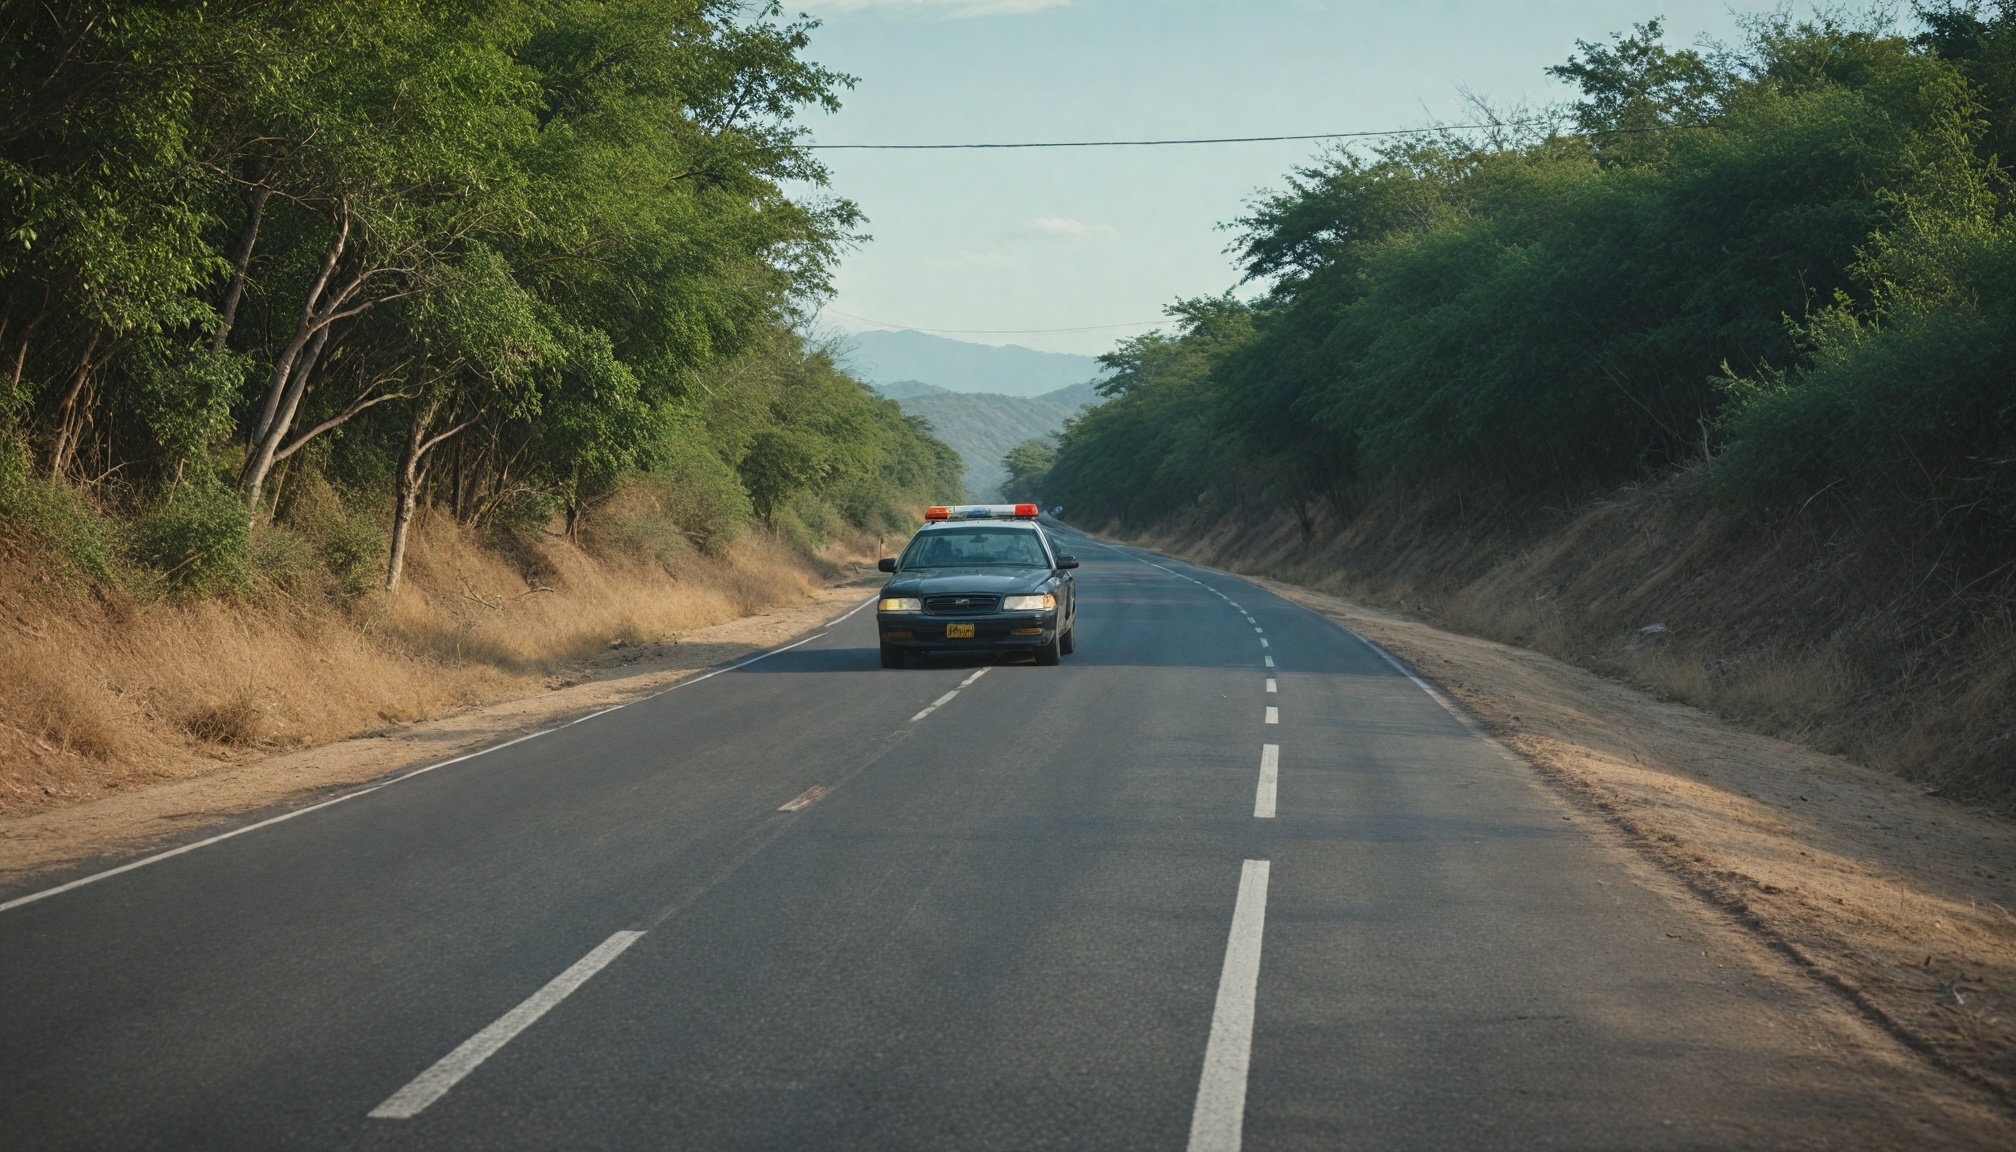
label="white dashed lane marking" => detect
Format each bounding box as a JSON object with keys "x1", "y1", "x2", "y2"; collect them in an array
[
  {"x1": 1265, "y1": 679, "x2": 1276, "y2": 693},
  {"x1": 1187, "y1": 860, "x2": 1271, "y2": 1152},
  {"x1": 1254, "y1": 745, "x2": 1278, "y2": 819},
  {"x1": 370, "y1": 931, "x2": 646, "y2": 1119},
  {"x1": 909, "y1": 665, "x2": 992, "y2": 723},
  {"x1": 1264, "y1": 707, "x2": 1278, "y2": 725}
]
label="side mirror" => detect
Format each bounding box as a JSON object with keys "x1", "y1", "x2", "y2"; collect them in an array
[
  {"x1": 877, "y1": 557, "x2": 898, "y2": 573},
  {"x1": 1055, "y1": 555, "x2": 1079, "y2": 570}
]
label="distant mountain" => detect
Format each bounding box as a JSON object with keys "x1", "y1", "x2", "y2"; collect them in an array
[
  {"x1": 896, "y1": 382, "x2": 1101, "y2": 499},
  {"x1": 871, "y1": 379, "x2": 948, "y2": 400},
  {"x1": 841, "y1": 329, "x2": 1103, "y2": 398}
]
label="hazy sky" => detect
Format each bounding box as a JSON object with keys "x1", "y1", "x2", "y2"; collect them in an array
[{"x1": 795, "y1": 2, "x2": 1768, "y2": 354}]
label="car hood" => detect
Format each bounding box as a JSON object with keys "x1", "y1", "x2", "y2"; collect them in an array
[{"x1": 880, "y1": 568, "x2": 1053, "y2": 597}]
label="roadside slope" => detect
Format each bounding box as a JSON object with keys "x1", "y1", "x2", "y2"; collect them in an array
[
  {"x1": 1, "y1": 507, "x2": 876, "y2": 825},
  {"x1": 1124, "y1": 468, "x2": 2016, "y2": 809},
  {"x1": 0, "y1": 574, "x2": 877, "y2": 887}
]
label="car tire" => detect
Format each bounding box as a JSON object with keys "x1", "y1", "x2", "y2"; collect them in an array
[
  {"x1": 880, "y1": 642, "x2": 906, "y2": 669},
  {"x1": 1034, "y1": 632, "x2": 1062, "y2": 666},
  {"x1": 1059, "y1": 626, "x2": 1075, "y2": 655}
]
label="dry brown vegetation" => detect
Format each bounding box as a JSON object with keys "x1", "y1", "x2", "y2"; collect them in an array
[
  {"x1": 0, "y1": 505, "x2": 864, "y2": 818},
  {"x1": 1125, "y1": 464, "x2": 2016, "y2": 809}
]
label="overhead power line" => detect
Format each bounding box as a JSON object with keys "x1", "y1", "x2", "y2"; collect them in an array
[
  {"x1": 805, "y1": 120, "x2": 1546, "y2": 150},
  {"x1": 826, "y1": 309, "x2": 1163, "y2": 335}
]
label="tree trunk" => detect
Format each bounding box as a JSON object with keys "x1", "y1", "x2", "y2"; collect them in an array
[
  {"x1": 7, "y1": 325, "x2": 26, "y2": 396},
  {"x1": 385, "y1": 395, "x2": 440, "y2": 596},
  {"x1": 48, "y1": 328, "x2": 101, "y2": 479},
  {"x1": 9, "y1": 287, "x2": 51, "y2": 398},
  {"x1": 213, "y1": 185, "x2": 269, "y2": 351},
  {"x1": 241, "y1": 322, "x2": 330, "y2": 511},
  {"x1": 248, "y1": 214, "x2": 348, "y2": 450}
]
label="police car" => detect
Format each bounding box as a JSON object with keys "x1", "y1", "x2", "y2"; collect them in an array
[{"x1": 875, "y1": 504, "x2": 1079, "y2": 667}]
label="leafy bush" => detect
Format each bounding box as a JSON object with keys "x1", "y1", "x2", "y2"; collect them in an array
[
  {"x1": 248, "y1": 525, "x2": 321, "y2": 594},
  {"x1": 319, "y1": 510, "x2": 388, "y2": 598},
  {"x1": 0, "y1": 438, "x2": 121, "y2": 582},
  {"x1": 739, "y1": 427, "x2": 829, "y2": 526},
  {"x1": 777, "y1": 491, "x2": 838, "y2": 551},
  {"x1": 655, "y1": 439, "x2": 754, "y2": 552},
  {"x1": 133, "y1": 480, "x2": 249, "y2": 595},
  {"x1": 1714, "y1": 223, "x2": 2016, "y2": 540}
]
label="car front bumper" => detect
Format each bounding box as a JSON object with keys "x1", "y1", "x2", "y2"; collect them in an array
[{"x1": 876, "y1": 611, "x2": 1057, "y2": 649}]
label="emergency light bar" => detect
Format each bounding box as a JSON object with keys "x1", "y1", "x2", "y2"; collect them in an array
[{"x1": 924, "y1": 504, "x2": 1040, "y2": 521}]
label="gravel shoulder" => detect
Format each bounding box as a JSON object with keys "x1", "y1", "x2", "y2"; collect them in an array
[
  {"x1": 1258, "y1": 576, "x2": 2016, "y2": 1101},
  {"x1": 0, "y1": 577, "x2": 878, "y2": 890}
]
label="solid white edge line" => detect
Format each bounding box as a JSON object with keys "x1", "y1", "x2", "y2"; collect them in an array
[
  {"x1": 369, "y1": 930, "x2": 646, "y2": 1119},
  {"x1": 1350, "y1": 635, "x2": 1495, "y2": 736},
  {"x1": 1254, "y1": 745, "x2": 1279, "y2": 819},
  {"x1": 827, "y1": 595, "x2": 878, "y2": 627},
  {"x1": 931, "y1": 690, "x2": 959, "y2": 708},
  {"x1": 0, "y1": 633, "x2": 830, "y2": 915},
  {"x1": 1187, "y1": 859, "x2": 1271, "y2": 1152}
]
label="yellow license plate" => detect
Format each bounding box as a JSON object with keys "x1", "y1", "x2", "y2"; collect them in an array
[{"x1": 945, "y1": 623, "x2": 976, "y2": 639}]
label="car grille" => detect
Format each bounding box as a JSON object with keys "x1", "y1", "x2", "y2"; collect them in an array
[{"x1": 924, "y1": 594, "x2": 1000, "y2": 615}]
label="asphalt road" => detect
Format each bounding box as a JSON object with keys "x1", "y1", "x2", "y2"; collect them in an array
[{"x1": 1, "y1": 525, "x2": 2007, "y2": 1149}]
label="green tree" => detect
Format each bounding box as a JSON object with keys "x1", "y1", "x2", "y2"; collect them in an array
[
  {"x1": 0, "y1": 1, "x2": 964, "y2": 606},
  {"x1": 1000, "y1": 440, "x2": 1055, "y2": 502}
]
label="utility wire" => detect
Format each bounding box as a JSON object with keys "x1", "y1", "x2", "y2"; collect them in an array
[
  {"x1": 806, "y1": 120, "x2": 1545, "y2": 150},
  {"x1": 805, "y1": 118, "x2": 1708, "y2": 150}
]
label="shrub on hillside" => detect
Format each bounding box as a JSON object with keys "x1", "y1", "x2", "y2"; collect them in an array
[
  {"x1": 133, "y1": 480, "x2": 249, "y2": 595},
  {"x1": 0, "y1": 439, "x2": 122, "y2": 583}
]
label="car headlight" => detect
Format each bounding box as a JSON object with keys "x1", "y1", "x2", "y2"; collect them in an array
[
  {"x1": 1002, "y1": 593, "x2": 1056, "y2": 611},
  {"x1": 878, "y1": 597, "x2": 922, "y2": 612}
]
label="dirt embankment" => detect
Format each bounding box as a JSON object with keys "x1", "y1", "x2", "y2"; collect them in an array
[
  {"x1": 1133, "y1": 466, "x2": 2016, "y2": 809},
  {"x1": 1, "y1": 506, "x2": 876, "y2": 831}
]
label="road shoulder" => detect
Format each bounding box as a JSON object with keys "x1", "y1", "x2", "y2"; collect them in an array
[
  {"x1": 1256, "y1": 576, "x2": 2016, "y2": 1103},
  {"x1": 0, "y1": 578, "x2": 876, "y2": 890}
]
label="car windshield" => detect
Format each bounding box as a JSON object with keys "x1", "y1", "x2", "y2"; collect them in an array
[{"x1": 900, "y1": 527, "x2": 1050, "y2": 569}]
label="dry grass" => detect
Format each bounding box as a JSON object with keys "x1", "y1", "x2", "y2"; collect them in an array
[{"x1": 0, "y1": 509, "x2": 853, "y2": 817}]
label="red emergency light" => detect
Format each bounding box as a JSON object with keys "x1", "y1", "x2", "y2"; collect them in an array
[{"x1": 923, "y1": 504, "x2": 1042, "y2": 521}]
